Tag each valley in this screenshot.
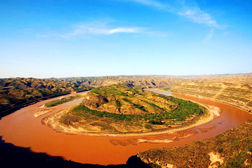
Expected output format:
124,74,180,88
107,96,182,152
0,73,252,167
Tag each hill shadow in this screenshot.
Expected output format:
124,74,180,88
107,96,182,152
0,136,150,168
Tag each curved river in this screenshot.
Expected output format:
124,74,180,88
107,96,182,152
0,90,252,165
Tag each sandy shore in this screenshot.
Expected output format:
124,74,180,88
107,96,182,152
33,109,54,117
41,91,221,137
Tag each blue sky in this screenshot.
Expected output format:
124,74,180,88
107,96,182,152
0,0,251,78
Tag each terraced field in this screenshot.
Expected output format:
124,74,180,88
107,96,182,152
171,82,252,112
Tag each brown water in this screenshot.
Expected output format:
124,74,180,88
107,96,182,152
0,90,252,165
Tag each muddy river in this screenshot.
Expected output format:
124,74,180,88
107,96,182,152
0,90,251,165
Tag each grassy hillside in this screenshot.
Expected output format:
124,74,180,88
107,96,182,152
83,85,178,115
139,120,252,168
170,82,252,112
59,85,207,134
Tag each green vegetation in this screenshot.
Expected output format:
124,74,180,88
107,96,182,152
162,87,171,91
217,147,223,153
59,85,207,134
139,120,252,168
144,124,152,129
45,95,83,107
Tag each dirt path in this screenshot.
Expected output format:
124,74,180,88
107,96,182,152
212,85,227,99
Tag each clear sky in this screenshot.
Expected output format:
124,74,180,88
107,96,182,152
0,0,251,78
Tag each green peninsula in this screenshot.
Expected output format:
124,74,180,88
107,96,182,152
57,85,207,134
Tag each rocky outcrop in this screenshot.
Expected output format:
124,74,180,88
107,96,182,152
84,94,109,108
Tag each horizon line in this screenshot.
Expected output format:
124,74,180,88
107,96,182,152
1,72,252,79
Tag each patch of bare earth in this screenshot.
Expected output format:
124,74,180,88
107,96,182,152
208,152,224,168
33,109,54,117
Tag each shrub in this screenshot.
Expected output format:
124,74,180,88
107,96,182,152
145,124,152,129
217,147,223,153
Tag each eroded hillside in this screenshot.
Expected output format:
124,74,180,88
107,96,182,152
171,82,252,112
186,73,252,85
0,78,94,118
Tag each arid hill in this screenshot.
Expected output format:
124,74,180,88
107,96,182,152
0,78,92,118
184,73,252,85
138,120,252,168
171,82,252,112
63,75,184,88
